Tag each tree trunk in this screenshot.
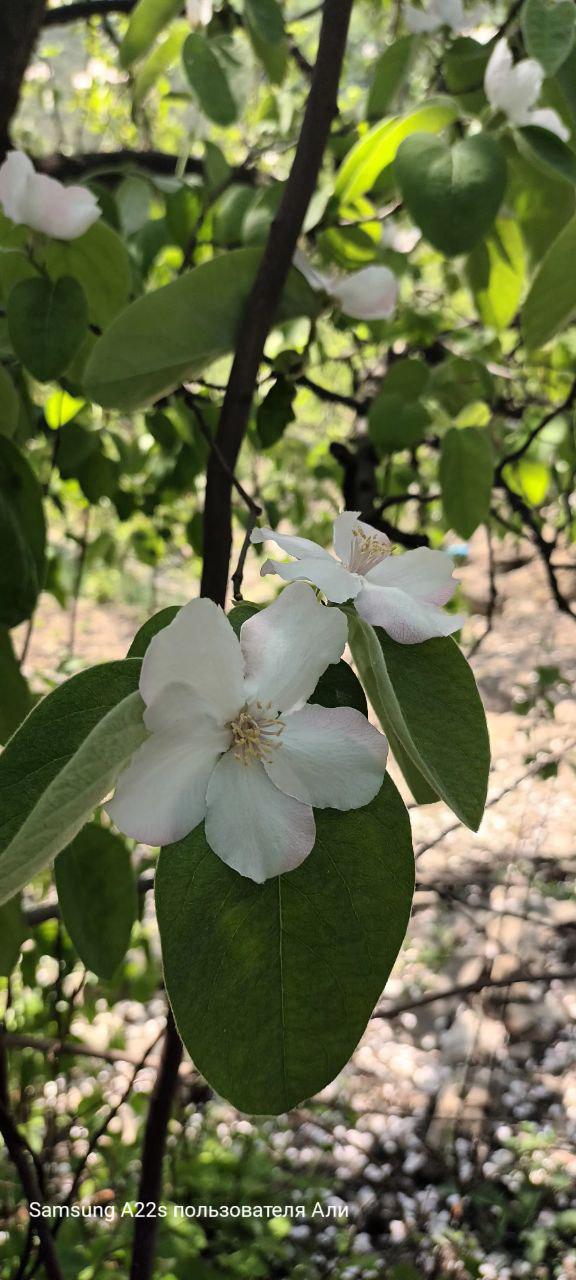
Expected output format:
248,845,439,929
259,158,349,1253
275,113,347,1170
0,0,49,159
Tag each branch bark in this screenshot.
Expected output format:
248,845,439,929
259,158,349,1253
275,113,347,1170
201,0,355,606
0,0,49,159
0,1097,64,1280
129,1011,183,1280
44,0,136,22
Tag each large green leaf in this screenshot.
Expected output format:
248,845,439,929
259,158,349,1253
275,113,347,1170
348,616,489,830
522,214,576,347
440,426,494,538
0,438,46,629
7,276,88,381
517,125,576,187
156,776,414,1114
0,630,32,745
522,0,575,75
44,222,132,330
56,825,137,980
367,36,416,120
119,0,183,67
0,896,26,977
0,661,144,906
368,391,430,453
467,217,525,331
84,249,319,411
335,97,459,203
182,34,238,126
0,365,19,439
244,0,284,45
395,133,507,257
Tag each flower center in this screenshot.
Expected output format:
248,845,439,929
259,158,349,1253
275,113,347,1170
229,705,284,767
347,526,392,575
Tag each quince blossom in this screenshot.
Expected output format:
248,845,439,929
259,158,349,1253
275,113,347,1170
186,0,213,26
0,150,101,241
484,39,570,141
404,0,487,35
107,584,388,883
294,250,398,322
251,512,465,645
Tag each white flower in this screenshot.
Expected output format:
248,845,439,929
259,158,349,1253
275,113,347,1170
294,249,398,321
186,0,213,25
251,512,465,645
107,584,388,883
0,151,101,241
404,0,487,35
484,39,570,141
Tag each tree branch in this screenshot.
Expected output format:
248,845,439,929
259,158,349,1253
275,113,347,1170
374,967,575,1020
35,148,256,185
44,0,136,21
201,0,356,606
129,1011,183,1280
0,1098,64,1280
0,0,49,159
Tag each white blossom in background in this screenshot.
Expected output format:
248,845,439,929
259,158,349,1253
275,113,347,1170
252,512,465,645
484,39,570,140
404,0,488,35
186,0,213,26
294,249,398,321
107,584,388,883
0,150,101,240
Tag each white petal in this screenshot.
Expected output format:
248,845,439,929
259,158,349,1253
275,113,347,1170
526,108,570,142
260,555,361,604
264,703,388,810
186,0,213,25
333,510,392,570
404,4,441,32
23,173,100,240
140,598,245,724
143,681,220,733
437,0,466,29
484,38,514,113
251,524,333,561
365,546,458,606
331,266,399,321
0,151,35,224
106,714,229,846
240,582,347,712
509,59,544,122
205,752,316,882
292,247,330,294
355,583,465,643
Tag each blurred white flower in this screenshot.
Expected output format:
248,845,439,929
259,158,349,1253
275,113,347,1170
186,0,213,26
484,38,570,140
107,584,388,883
404,0,487,35
252,512,465,645
294,249,398,321
0,150,101,240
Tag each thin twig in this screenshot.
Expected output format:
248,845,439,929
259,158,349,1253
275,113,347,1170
374,967,574,1021
0,1100,64,1280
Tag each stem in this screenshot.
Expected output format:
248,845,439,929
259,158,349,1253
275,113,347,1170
129,1011,182,1280
201,0,356,607
0,1096,64,1280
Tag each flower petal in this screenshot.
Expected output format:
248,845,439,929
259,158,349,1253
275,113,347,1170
0,151,34,224
404,4,441,33
205,752,316,882
23,174,100,240
527,108,570,142
331,266,398,321
264,703,388,809
355,583,465,643
510,58,544,121
186,0,213,25
365,546,458,606
260,555,361,604
140,598,245,724
292,247,331,294
240,582,347,712
106,713,229,846
333,511,392,570
251,524,333,560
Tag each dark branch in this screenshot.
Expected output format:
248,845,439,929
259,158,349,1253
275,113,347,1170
0,0,49,159
0,1099,64,1280
35,149,256,185
129,1011,183,1280
44,0,136,21
374,967,575,1020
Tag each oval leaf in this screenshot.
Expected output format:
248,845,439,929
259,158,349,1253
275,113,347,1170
182,33,238,126
522,213,576,348
335,97,459,204
156,776,414,1115
395,132,507,257
56,825,137,980
119,0,183,67
7,275,88,382
0,437,46,629
440,426,494,538
522,0,575,75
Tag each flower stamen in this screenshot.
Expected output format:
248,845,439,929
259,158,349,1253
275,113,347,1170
230,709,284,766
347,527,392,575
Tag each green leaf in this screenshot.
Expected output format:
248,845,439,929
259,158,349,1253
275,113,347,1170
503,457,550,506
348,616,489,830
522,0,575,75
440,426,493,538
127,606,181,657
442,36,490,112
395,133,507,257
0,365,19,438
368,392,430,453
517,124,576,187
0,661,144,907
367,36,416,120
256,377,296,448
119,0,183,67
156,776,414,1114
0,437,46,629
0,630,32,745
522,213,576,347
7,276,88,382
43,221,132,330
467,217,525,330
56,825,137,979
84,249,320,411
182,34,238,125
335,97,459,204
244,0,284,45
133,23,188,105
0,896,26,977
244,20,288,84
